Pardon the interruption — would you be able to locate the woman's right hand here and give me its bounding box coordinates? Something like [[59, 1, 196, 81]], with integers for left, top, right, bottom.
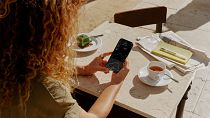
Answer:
[[80, 61, 130, 118], [111, 60, 129, 84]]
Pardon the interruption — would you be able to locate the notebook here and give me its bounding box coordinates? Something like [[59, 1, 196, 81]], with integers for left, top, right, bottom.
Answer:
[[151, 41, 193, 64]]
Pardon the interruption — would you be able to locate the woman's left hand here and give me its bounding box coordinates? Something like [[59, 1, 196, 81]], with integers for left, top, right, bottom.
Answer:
[[84, 52, 112, 75]]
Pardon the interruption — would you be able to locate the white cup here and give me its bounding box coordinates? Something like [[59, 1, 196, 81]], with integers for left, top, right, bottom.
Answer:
[[147, 61, 166, 81]]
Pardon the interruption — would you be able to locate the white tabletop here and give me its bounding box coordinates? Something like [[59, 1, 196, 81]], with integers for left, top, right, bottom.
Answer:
[[75, 21, 199, 118]]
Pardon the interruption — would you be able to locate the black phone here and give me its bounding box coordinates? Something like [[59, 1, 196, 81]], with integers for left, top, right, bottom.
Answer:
[[106, 38, 133, 73]]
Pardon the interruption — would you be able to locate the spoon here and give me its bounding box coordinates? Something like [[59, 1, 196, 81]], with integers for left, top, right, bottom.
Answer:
[[164, 73, 179, 83]]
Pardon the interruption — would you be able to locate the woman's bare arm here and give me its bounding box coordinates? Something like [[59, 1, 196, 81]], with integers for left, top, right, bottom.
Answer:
[[80, 82, 123, 118], [79, 61, 129, 118]]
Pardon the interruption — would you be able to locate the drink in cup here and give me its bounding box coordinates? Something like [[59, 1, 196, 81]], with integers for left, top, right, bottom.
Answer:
[[147, 61, 166, 81]]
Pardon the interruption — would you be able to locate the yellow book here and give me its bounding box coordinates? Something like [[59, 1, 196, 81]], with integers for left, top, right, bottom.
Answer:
[[151, 41, 193, 64]]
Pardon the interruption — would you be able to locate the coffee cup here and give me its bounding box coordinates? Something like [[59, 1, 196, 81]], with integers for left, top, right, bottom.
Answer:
[[147, 61, 166, 81]]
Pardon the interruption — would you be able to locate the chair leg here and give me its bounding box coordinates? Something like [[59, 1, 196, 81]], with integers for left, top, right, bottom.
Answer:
[[156, 23, 162, 33], [176, 82, 192, 118]]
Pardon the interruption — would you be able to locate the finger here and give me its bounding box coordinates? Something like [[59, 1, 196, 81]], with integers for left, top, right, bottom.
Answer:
[[98, 52, 112, 59], [112, 72, 117, 76], [98, 60, 107, 66], [119, 67, 129, 75], [99, 54, 104, 59], [123, 59, 129, 68], [101, 52, 112, 57], [102, 60, 108, 66], [97, 66, 109, 73], [104, 71, 110, 74]]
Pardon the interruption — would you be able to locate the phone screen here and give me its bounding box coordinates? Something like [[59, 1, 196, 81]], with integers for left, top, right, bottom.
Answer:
[[106, 38, 133, 73]]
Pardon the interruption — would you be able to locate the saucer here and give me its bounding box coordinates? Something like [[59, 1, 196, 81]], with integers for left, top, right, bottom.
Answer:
[[138, 66, 173, 86]]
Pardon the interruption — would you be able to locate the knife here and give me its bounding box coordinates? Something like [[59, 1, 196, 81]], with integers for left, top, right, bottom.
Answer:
[[160, 47, 186, 60], [159, 35, 191, 50]]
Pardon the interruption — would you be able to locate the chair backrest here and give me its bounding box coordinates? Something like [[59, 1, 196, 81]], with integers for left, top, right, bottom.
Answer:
[[114, 6, 167, 33]]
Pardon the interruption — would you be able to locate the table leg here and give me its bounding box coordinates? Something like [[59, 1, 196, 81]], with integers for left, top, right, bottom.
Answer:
[[176, 82, 192, 118]]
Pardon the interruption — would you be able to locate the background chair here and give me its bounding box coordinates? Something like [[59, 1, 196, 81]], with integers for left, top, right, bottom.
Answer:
[[114, 6, 167, 33]]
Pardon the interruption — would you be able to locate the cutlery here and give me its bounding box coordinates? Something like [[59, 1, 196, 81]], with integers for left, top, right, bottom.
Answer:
[[164, 73, 179, 83], [90, 34, 104, 39], [160, 47, 186, 60], [159, 33, 191, 49]]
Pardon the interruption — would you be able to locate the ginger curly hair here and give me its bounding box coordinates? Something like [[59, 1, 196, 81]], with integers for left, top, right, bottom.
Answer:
[[0, 0, 84, 110]]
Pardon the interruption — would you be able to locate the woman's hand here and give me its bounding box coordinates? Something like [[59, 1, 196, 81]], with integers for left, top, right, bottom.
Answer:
[[111, 60, 129, 84], [82, 52, 112, 75]]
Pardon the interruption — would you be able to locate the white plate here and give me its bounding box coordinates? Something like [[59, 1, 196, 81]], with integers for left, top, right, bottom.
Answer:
[[73, 34, 102, 52], [138, 66, 173, 86]]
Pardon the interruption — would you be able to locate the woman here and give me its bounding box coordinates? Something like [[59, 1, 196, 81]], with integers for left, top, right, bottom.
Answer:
[[0, 0, 129, 118]]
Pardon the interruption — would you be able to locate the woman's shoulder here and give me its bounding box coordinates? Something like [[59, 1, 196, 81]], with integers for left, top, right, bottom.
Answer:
[[29, 75, 82, 118], [32, 75, 76, 104]]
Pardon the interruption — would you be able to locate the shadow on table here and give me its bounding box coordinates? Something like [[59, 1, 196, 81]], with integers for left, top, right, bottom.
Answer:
[[74, 88, 145, 118], [75, 50, 97, 58], [166, 0, 210, 32], [74, 76, 146, 118], [86, 0, 96, 3], [129, 75, 168, 99]]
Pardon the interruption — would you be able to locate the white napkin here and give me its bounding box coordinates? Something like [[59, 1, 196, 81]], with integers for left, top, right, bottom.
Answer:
[[136, 31, 209, 74]]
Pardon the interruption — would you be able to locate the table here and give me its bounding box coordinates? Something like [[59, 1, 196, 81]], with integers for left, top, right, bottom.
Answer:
[[75, 21, 198, 118]]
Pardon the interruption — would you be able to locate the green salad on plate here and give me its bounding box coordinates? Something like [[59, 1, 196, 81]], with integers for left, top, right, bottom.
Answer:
[[76, 34, 92, 48]]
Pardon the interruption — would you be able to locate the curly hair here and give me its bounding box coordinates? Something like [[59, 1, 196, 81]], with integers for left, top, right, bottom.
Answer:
[[0, 0, 84, 110]]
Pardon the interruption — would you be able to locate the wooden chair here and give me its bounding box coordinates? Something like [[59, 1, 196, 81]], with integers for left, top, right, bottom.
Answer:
[[114, 6, 167, 33]]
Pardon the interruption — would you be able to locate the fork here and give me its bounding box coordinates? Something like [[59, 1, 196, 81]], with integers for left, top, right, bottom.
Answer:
[[90, 34, 104, 39]]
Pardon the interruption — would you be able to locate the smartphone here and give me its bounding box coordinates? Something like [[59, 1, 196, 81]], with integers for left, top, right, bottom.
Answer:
[[106, 38, 133, 73]]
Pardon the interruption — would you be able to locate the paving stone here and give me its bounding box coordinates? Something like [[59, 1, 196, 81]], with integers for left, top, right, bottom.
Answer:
[[132, 2, 177, 33], [166, 0, 210, 32], [78, 0, 142, 32], [194, 81, 210, 118], [171, 110, 193, 118], [184, 68, 208, 112], [206, 65, 210, 81], [165, 23, 210, 57], [143, 0, 192, 10]]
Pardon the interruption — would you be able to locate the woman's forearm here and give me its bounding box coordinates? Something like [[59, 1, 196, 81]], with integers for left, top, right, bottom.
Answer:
[[79, 57, 129, 118], [76, 66, 92, 76], [88, 82, 123, 118]]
